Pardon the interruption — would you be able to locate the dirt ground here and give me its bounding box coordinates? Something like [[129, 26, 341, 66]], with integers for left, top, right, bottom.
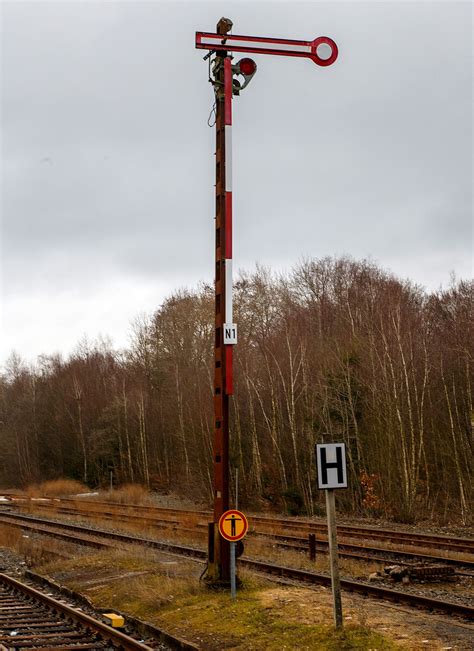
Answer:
[[256, 581, 473, 651], [31, 545, 473, 651]]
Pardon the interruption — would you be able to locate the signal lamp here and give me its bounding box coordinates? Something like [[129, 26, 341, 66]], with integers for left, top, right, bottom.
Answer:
[[238, 58, 257, 76], [232, 57, 257, 95]]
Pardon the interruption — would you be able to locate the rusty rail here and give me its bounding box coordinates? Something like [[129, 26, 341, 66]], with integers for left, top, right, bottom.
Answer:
[[0, 512, 472, 621], [14, 500, 474, 569], [241, 559, 474, 619], [0, 573, 153, 649], [24, 497, 473, 554]]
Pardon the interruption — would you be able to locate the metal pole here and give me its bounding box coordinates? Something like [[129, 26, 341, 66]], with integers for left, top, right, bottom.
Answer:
[[230, 541, 236, 599], [235, 468, 239, 510], [325, 489, 343, 627], [208, 17, 234, 584]]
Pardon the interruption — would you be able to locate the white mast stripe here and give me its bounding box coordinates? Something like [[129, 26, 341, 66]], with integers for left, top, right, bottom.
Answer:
[[225, 260, 233, 323]]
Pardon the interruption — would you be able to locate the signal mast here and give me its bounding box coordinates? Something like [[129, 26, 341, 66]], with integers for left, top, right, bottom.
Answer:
[[196, 17, 338, 585]]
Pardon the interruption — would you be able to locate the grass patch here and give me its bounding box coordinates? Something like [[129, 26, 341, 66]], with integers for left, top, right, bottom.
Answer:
[[35, 549, 399, 650], [155, 589, 398, 650], [0, 524, 22, 548], [26, 479, 89, 497], [94, 484, 151, 505], [246, 536, 384, 579], [0, 523, 76, 565]]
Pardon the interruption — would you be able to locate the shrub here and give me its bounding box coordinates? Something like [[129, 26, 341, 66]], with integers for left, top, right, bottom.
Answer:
[[99, 483, 150, 505], [27, 479, 89, 497]]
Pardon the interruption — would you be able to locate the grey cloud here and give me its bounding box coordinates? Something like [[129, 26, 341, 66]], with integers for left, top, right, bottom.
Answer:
[[1, 1, 472, 359]]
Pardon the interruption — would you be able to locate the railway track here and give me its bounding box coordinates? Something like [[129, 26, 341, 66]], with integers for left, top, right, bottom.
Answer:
[[0, 573, 153, 649], [254, 515, 474, 555], [267, 534, 474, 572], [0, 511, 472, 622], [27, 497, 474, 554], [14, 499, 474, 571]]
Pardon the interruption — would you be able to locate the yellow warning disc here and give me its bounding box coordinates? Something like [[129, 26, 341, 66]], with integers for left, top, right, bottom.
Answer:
[[218, 509, 248, 542]]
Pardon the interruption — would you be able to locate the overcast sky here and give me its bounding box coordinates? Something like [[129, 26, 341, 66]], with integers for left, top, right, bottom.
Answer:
[[1, 1, 472, 365]]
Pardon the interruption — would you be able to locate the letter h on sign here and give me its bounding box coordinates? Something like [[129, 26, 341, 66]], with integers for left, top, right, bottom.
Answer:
[[316, 443, 348, 490]]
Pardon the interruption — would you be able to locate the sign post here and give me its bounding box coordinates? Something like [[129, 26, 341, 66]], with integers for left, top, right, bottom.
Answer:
[[325, 488, 342, 627], [219, 509, 248, 599], [230, 539, 237, 599], [315, 443, 347, 628]]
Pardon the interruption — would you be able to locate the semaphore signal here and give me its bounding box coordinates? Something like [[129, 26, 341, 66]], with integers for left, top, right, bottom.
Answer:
[[196, 16, 338, 587], [196, 31, 338, 66]]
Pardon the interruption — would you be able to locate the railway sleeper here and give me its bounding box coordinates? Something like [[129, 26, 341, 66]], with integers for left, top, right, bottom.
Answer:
[[383, 564, 455, 583]]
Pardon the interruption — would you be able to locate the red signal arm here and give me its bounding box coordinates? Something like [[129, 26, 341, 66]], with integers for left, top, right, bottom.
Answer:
[[195, 31, 338, 66]]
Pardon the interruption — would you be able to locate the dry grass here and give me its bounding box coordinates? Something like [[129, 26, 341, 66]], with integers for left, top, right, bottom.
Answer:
[[22, 495, 208, 547], [37, 548, 206, 613], [26, 479, 89, 498], [15, 501, 383, 579], [35, 549, 399, 650], [0, 524, 22, 548], [338, 534, 474, 564], [80, 510, 206, 548], [251, 521, 474, 564], [0, 523, 70, 565], [246, 535, 383, 578], [95, 484, 151, 505], [22, 502, 206, 551], [19, 535, 70, 565]]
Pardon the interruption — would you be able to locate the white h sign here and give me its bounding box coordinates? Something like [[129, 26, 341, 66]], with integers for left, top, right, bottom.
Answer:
[[316, 443, 347, 490]]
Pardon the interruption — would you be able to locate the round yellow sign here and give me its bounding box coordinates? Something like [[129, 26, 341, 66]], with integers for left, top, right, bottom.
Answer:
[[218, 509, 248, 542]]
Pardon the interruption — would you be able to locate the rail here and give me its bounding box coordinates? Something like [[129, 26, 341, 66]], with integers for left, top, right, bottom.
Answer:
[[0, 512, 472, 621], [0, 573, 153, 649]]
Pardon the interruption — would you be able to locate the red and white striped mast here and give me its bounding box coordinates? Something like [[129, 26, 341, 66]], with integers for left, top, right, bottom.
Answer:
[[197, 17, 338, 585]]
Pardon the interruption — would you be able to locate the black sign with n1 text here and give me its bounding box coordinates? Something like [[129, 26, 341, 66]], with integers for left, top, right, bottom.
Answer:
[[316, 443, 348, 489]]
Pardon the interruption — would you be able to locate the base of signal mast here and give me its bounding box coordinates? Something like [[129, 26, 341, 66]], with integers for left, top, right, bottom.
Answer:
[[205, 523, 229, 587], [205, 516, 245, 589], [205, 526, 244, 588]]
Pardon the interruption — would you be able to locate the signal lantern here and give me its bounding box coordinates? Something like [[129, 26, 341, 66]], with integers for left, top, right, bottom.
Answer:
[[238, 58, 257, 76], [232, 57, 257, 95]]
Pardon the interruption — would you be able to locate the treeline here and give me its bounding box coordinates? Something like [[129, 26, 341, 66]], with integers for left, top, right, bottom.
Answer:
[[0, 258, 472, 523]]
